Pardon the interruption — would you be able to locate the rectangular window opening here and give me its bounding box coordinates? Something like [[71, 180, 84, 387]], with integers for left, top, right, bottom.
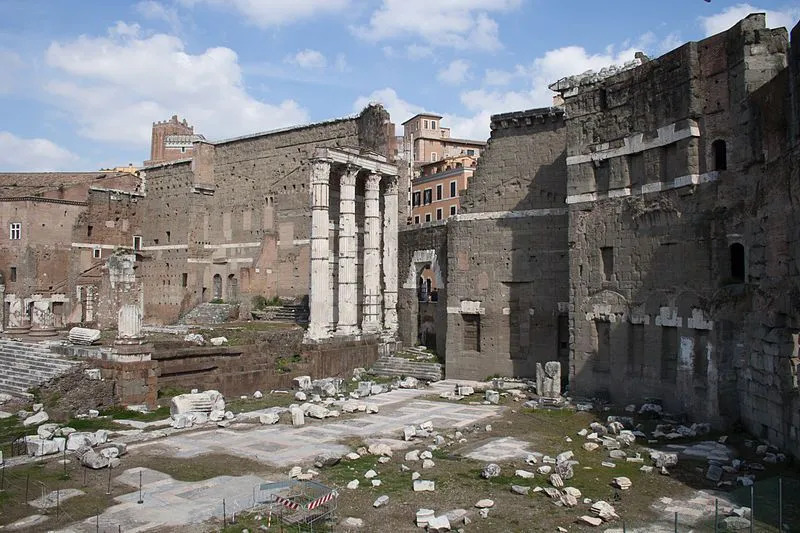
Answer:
[[87, 225, 93, 238], [9, 222, 21, 240], [436, 208, 443, 221], [181, 273, 188, 288], [463, 314, 481, 351], [594, 160, 610, 193], [166, 231, 171, 243], [661, 326, 679, 382], [133, 235, 142, 250], [601, 246, 614, 281], [450, 205, 456, 216], [10, 267, 16, 282], [450, 180, 457, 197], [436, 184, 443, 201], [593, 321, 611, 373], [93, 248, 101, 259]]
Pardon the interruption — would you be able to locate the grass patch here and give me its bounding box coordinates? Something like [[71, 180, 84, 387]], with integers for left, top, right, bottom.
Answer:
[[100, 405, 171, 422], [226, 393, 295, 415], [63, 417, 125, 432], [157, 385, 190, 399]]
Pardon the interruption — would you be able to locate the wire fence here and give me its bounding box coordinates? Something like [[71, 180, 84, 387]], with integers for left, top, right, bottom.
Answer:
[[613, 475, 798, 532], [0, 451, 126, 533]]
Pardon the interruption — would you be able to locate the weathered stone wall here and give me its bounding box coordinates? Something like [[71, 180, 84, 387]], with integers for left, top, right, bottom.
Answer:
[[112, 105, 393, 325], [443, 109, 569, 380], [564, 15, 796, 440], [398, 221, 448, 356], [152, 331, 378, 397]]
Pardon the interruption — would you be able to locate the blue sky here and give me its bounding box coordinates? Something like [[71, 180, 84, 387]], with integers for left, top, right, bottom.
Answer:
[[0, 0, 798, 171]]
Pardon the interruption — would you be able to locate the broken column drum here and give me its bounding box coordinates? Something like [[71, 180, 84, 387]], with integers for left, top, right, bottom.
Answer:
[[305, 147, 399, 342]]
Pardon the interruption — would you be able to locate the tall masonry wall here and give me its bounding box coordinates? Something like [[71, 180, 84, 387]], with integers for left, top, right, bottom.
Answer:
[[73, 106, 393, 325], [563, 14, 799, 451]]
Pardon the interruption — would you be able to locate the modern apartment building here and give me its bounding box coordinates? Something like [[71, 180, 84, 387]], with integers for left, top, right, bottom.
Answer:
[[399, 114, 486, 225], [410, 155, 476, 224]]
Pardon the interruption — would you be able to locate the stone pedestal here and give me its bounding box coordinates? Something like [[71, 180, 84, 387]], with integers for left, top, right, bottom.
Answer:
[[29, 299, 57, 337], [5, 295, 28, 333], [112, 304, 151, 361]]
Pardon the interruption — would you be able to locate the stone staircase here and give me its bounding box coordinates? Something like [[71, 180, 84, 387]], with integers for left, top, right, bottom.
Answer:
[[179, 303, 239, 325], [252, 305, 309, 323], [0, 339, 81, 399], [371, 349, 443, 382]]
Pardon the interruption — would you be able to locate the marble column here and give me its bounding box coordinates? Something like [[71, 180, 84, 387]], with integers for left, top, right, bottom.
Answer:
[[116, 303, 143, 342], [306, 159, 332, 341], [362, 173, 382, 333], [6, 296, 26, 332], [336, 166, 359, 336], [29, 299, 57, 336], [382, 175, 399, 336]]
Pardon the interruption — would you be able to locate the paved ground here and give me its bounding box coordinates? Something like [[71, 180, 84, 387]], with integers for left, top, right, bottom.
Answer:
[[464, 436, 536, 462], [57, 467, 267, 533], [133, 382, 499, 467], [53, 381, 501, 532]]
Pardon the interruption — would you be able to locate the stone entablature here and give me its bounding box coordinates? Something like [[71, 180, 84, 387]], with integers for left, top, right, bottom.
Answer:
[[305, 148, 399, 343]]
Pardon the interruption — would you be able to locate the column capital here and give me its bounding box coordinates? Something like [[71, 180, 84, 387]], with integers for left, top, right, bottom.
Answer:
[[365, 172, 381, 190], [340, 166, 359, 187], [310, 159, 331, 184], [383, 174, 399, 194]]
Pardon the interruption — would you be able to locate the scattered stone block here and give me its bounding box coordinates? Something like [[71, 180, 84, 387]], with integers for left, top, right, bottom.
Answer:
[[612, 477, 632, 490], [346, 480, 359, 490], [474, 499, 494, 508], [580, 515, 603, 526], [416, 509, 435, 527], [481, 463, 501, 479], [69, 327, 101, 345], [427, 515, 451, 532], [23, 411, 49, 427], [373, 495, 389, 508], [413, 479, 435, 492], [511, 485, 531, 495]]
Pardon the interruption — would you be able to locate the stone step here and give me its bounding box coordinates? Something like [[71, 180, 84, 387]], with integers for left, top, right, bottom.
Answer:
[[371, 356, 443, 381], [0, 354, 76, 372], [0, 339, 79, 399], [0, 349, 75, 364]]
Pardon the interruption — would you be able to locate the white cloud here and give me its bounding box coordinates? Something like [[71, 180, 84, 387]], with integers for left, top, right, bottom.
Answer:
[[44, 22, 309, 147], [286, 49, 327, 69], [0, 132, 79, 171], [406, 44, 433, 60], [180, 0, 351, 28], [437, 59, 471, 85], [353, 88, 425, 134], [699, 3, 800, 36], [377, 44, 640, 142], [355, 0, 522, 51], [135, 1, 182, 33], [333, 53, 349, 72]]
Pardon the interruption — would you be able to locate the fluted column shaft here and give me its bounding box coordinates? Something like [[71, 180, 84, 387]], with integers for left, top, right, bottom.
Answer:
[[305, 160, 332, 341], [382, 175, 399, 336], [362, 173, 382, 332], [336, 167, 359, 335]]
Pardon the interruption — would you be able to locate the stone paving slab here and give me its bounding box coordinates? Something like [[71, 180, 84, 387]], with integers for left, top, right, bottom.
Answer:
[[55, 467, 269, 533], [464, 437, 535, 462]]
